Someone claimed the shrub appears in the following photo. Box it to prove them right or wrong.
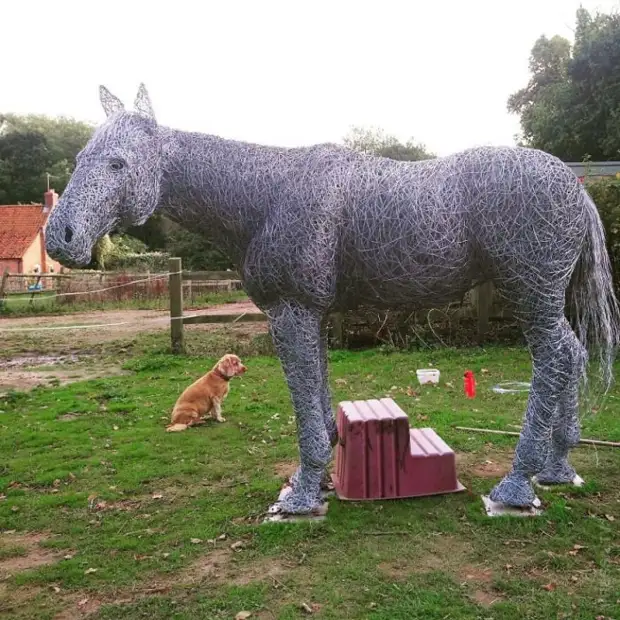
[585,178,620,291]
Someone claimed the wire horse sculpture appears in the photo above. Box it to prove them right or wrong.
[46,84,619,518]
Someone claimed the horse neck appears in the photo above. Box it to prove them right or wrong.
[157,127,275,264]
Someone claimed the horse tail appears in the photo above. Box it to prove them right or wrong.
[570,188,620,398]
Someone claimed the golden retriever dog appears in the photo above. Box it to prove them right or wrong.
[166,354,247,432]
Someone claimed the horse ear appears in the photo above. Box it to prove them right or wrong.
[134,83,156,120]
[99,85,125,118]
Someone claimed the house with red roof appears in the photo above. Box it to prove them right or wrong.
[0,190,63,274]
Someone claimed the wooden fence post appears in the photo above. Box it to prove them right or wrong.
[169,257,184,354]
[474,281,493,345]
[0,269,9,309]
[332,312,344,349]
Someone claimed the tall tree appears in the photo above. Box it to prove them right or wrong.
[509,8,620,161]
[0,114,93,203]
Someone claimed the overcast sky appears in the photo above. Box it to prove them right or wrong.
[3,0,619,155]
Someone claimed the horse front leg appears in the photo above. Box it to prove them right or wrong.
[268,301,332,515]
[289,322,338,494]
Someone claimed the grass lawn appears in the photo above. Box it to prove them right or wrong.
[1,344,619,619]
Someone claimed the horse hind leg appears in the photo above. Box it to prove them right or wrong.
[534,320,585,486]
[490,311,575,507]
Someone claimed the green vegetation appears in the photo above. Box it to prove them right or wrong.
[1,344,618,619]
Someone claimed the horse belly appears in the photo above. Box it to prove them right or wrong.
[338,242,474,310]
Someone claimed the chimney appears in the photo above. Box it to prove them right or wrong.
[43,189,58,214]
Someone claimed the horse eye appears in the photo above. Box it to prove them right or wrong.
[109,159,125,172]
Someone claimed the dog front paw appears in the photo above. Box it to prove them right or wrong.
[166,423,188,432]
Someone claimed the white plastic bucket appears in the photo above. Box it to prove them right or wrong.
[416,368,440,385]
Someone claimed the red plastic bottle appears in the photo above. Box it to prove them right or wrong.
[464,370,476,398]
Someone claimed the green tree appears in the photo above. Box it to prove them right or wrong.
[0,131,51,203]
[0,114,93,203]
[509,8,620,161]
[343,126,434,161]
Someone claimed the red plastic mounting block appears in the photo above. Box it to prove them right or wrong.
[332,398,466,501]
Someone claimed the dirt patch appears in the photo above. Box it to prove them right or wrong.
[0,532,64,580]
[460,564,494,583]
[0,302,262,345]
[459,565,506,608]
[0,583,46,616]
[45,543,288,618]
[0,363,127,395]
[0,354,85,369]
[377,536,505,608]
[54,595,104,620]
[470,455,513,479]
[471,589,505,607]
[0,303,269,360]
[274,461,298,481]
[186,545,287,587]
[378,534,474,579]
[456,450,513,480]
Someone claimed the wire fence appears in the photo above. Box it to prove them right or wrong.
[0,270,243,311]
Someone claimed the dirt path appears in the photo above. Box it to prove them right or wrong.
[0,300,261,338]
[0,301,265,394]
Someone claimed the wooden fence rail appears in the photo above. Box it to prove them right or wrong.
[167,257,496,354]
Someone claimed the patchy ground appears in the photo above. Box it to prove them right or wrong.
[0,329,619,618]
[0,302,267,394]
[0,301,262,344]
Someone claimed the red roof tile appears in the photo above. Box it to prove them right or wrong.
[0,205,49,259]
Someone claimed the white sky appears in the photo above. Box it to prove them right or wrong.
[3,0,619,155]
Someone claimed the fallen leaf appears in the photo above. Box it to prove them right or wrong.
[231,541,245,551]
[11,506,19,512]
[445,382,454,389]
[218,533,227,540]
[68,472,76,481]
[235,613,252,620]
[406,386,419,397]
[335,378,347,386]
[77,598,89,607]
[53,479,61,488]
[605,514,615,522]
[190,538,203,544]
[84,568,98,575]
[573,544,586,550]
[416,414,429,421]
[481,368,489,374]
[162,553,170,558]
[542,583,556,592]
[51,586,61,593]
[300,602,314,614]
[152,493,163,500]
[63,554,74,560]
